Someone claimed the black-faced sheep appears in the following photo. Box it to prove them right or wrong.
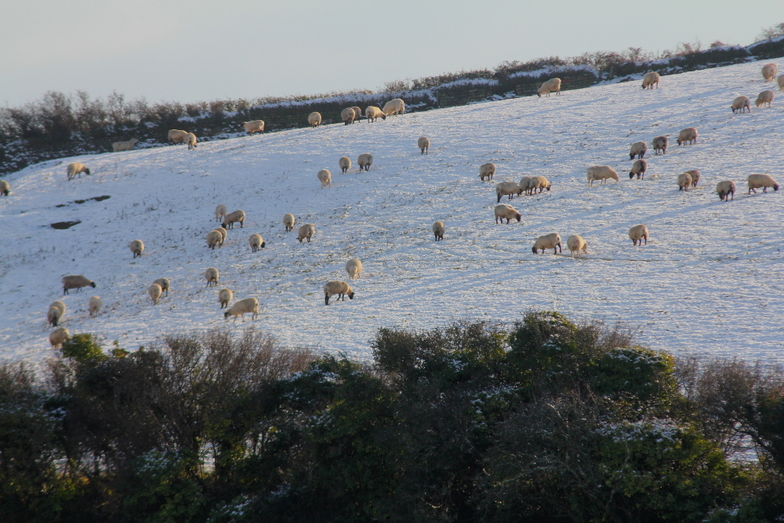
[494,204,521,224]
[339,156,351,173]
[62,275,96,295]
[153,278,170,296]
[418,136,430,154]
[537,78,561,97]
[318,169,332,188]
[205,267,219,287]
[49,327,70,349]
[629,159,647,180]
[677,172,693,191]
[364,106,386,122]
[324,281,354,305]
[129,239,145,258]
[383,98,405,115]
[747,174,779,194]
[67,162,90,181]
[148,283,163,305]
[629,141,647,160]
[358,153,373,171]
[224,297,259,321]
[479,162,496,181]
[243,120,265,134]
[89,296,102,317]
[642,71,660,89]
[298,223,316,243]
[283,213,296,232]
[731,95,751,113]
[532,233,562,254]
[341,107,356,125]
[222,210,246,229]
[432,221,445,241]
[756,90,774,108]
[677,127,698,146]
[0,179,9,196]
[168,129,189,143]
[762,63,778,82]
[47,301,66,327]
[308,112,322,127]
[249,233,266,252]
[219,288,233,308]
[215,204,227,222]
[716,180,736,201]
[685,169,700,187]
[629,225,649,246]
[345,258,363,280]
[186,132,198,150]
[587,166,619,187]
[112,138,138,152]
[496,181,523,203]
[652,135,668,154]
[207,230,223,250]
[566,234,588,258]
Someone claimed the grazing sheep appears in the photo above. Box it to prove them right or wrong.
[298,223,316,243]
[205,267,220,287]
[148,283,163,305]
[186,132,198,150]
[224,297,260,321]
[129,239,145,258]
[345,258,363,280]
[66,162,90,181]
[677,127,698,146]
[755,90,774,108]
[383,98,406,115]
[762,63,778,82]
[249,233,266,252]
[243,120,265,134]
[518,177,533,194]
[479,162,496,181]
[341,107,357,125]
[731,95,751,113]
[587,166,620,187]
[432,221,445,241]
[206,230,223,249]
[222,209,246,229]
[716,180,736,201]
[364,106,386,122]
[747,174,779,194]
[215,204,228,222]
[532,233,562,254]
[168,129,189,144]
[529,176,551,194]
[62,275,96,295]
[537,78,561,97]
[778,74,784,90]
[318,169,332,188]
[283,213,296,232]
[496,181,523,203]
[215,227,228,244]
[308,112,322,127]
[89,296,102,317]
[494,204,522,224]
[0,179,9,196]
[629,141,647,160]
[418,136,430,154]
[47,301,66,327]
[49,327,70,349]
[678,172,693,191]
[350,106,362,121]
[112,138,138,152]
[629,159,648,180]
[218,288,233,308]
[324,281,354,305]
[153,278,170,296]
[652,135,668,155]
[566,234,588,258]
[338,156,352,174]
[358,153,373,171]
[641,71,660,89]
[629,224,649,246]
[685,169,701,187]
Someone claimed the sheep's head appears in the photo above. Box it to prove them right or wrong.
[774,184,780,191]
[85,168,91,175]
[90,282,96,288]
[531,246,538,254]
[348,291,355,300]
[515,213,522,222]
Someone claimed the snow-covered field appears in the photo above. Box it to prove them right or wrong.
[1,60,782,365]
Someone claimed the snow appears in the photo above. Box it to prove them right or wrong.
[1,60,782,365]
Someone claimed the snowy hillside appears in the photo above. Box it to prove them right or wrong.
[1,60,782,365]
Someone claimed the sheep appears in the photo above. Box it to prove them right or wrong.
[716,180,736,201]
[677,172,693,191]
[89,296,102,317]
[0,179,9,196]
[308,111,322,127]
[205,267,220,287]
[532,233,562,254]
[66,162,90,181]
[432,221,445,241]
[206,230,223,250]
[317,168,332,188]
[341,107,357,125]
[652,135,668,155]
[339,156,352,174]
[186,132,198,150]
[215,227,228,244]
[357,153,373,171]
[383,98,405,116]
[587,166,620,187]
[129,239,145,258]
[629,141,647,160]
[677,127,698,146]
[365,106,386,122]
[298,223,316,243]
[479,162,496,181]
[519,176,533,194]
[529,176,551,194]
[494,204,522,224]
[566,234,588,258]
[249,233,266,252]
[345,258,363,280]
[324,281,354,305]
[629,224,649,246]
[350,106,363,121]
[168,129,189,144]
[641,71,660,89]
[496,181,523,203]
[153,278,170,296]
[243,120,265,134]
[629,159,647,180]
[755,90,774,108]
[418,136,430,154]
[62,275,96,295]
[148,283,163,305]
[762,63,778,82]
[685,169,701,187]
[747,174,779,194]
[224,297,260,321]
[778,74,784,90]
[47,301,66,327]
[218,288,233,308]
[283,213,296,232]
[222,209,246,229]
[215,204,228,222]
[537,77,561,97]
[112,138,138,152]
[731,95,751,113]
[49,327,70,349]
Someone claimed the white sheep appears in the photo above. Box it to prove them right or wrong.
[358,153,373,171]
[629,141,647,160]
[222,209,246,229]
[532,233,562,254]
[318,169,332,188]
[778,74,784,90]
[629,159,647,180]
[205,267,220,287]
[519,177,532,194]
[418,136,430,154]
[528,175,551,194]
[747,174,779,194]
[494,203,521,224]
[685,169,701,187]
[479,162,496,181]
[112,138,138,152]
[148,283,163,305]
[496,181,523,203]
[432,221,445,241]
[168,129,189,144]
[629,224,649,246]
[337,156,352,174]
[89,296,102,317]
[345,258,363,280]
[49,327,70,349]
[716,180,736,201]
[283,213,296,232]
[587,166,620,187]
[224,297,260,321]
[243,120,265,134]
[537,78,562,97]
[218,288,233,308]
[383,98,406,116]
[153,278,170,296]
[298,223,316,243]
[641,71,660,89]
[186,132,198,150]
[652,135,668,155]
[62,275,96,295]
[215,227,228,244]
[731,95,751,113]
[67,162,90,181]
[341,107,357,125]
[755,90,774,108]
[249,233,266,252]
[129,239,145,258]
[677,172,693,192]
[324,281,354,305]
[762,63,778,82]
[308,111,322,127]
[47,300,66,327]
[207,230,223,250]
[677,127,698,146]
[0,179,9,196]
[364,106,386,122]
[215,204,228,222]
[566,234,588,258]
[350,106,363,121]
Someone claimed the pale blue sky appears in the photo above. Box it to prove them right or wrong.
[1,0,782,107]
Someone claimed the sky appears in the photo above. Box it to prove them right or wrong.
[1,0,783,108]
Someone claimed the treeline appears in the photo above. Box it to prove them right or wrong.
[2,312,784,522]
